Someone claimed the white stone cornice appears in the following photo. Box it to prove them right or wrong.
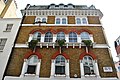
[22,24,102,27]
[22,9,103,19]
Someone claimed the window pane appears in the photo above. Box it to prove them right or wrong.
[76,18,81,24]
[44,32,53,42]
[83,56,94,75]
[42,18,46,23]
[6,24,13,31]
[27,65,36,74]
[57,32,65,40]
[62,18,66,24]
[69,32,77,42]
[28,55,38,64]
[56,18,60,24]
[0,38,7,50]
[33,32,41,41]
[82,18,87,24]
[55,66,65,75]
[80,32,90,40]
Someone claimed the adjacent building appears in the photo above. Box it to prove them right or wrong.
[4,4,117,80]
[115,61,120,79]
[114,36,120,79]
[0,18,21,80]
[0,0,17,18]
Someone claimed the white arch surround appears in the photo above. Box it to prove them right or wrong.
[20,55,41,77]
[80,56,100,78]
[50,55,70,78]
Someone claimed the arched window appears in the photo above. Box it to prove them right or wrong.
[82,18,87,24]
[35,18,41,22]
[27,55,39,74]
[56,18,60,24]
[83,56,94,75]
[55,55,65,75]
[80,32,90,40]
[69,32,77,42]
[44,32,53,42]
[42,18,46,23]
[76,18,81,24]
[57,32,65,40]
[33,32,41,42]
[62,18,67,24]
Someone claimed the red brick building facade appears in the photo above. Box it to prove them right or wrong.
[4,4,117,80]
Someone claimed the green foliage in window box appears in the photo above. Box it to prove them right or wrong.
[82,40,92,47]
[55,39,66,47]
[28,40,38,50]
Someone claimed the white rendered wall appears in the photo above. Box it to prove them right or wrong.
[0,18,21,80]
[3,0,17,18]
[0,0,5,14]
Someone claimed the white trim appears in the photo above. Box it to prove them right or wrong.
[15,44,28,48]
[22,24,102,27]
[55,17,68,24]
[22,9,103,19]
[15,43,109,49]
[93,43,110,48]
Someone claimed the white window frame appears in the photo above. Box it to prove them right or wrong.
[55,17,68,24]
[32,32,41,42]
[20,55,41,77]
[75,17,88,24]
[35,16,47,24]
[50,55,70,78]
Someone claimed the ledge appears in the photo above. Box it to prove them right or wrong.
[15,42,109,49]
[22,24,102,27]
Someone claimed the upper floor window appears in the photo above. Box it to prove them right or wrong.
[82,18,87,24]
[76,18,81,24]
[35,17,47,23]
[56,17,67,24]
[80,32,90,40]
[5,24,13,31]
[0,38,7,50]
[42,18,46,23]
[56,18,60,24]
[44,32,53,42]
[69,32,77,42]
[33,32,41,42]
[57,32,65,40]
[76,17,88,24]
[62,18,67,24]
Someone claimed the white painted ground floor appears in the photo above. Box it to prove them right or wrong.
[4,76,119,80]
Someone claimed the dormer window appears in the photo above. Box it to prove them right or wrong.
[68,3,74,9]
[59,3,64,9]
[49,4,55,9]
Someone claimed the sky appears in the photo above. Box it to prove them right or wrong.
[15,0,120,61]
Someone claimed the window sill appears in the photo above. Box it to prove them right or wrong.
[54,74,66,77]
[24,74,36,77]
[0,50,3,52]
[3,31,11,32]
[84,74,96,77]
